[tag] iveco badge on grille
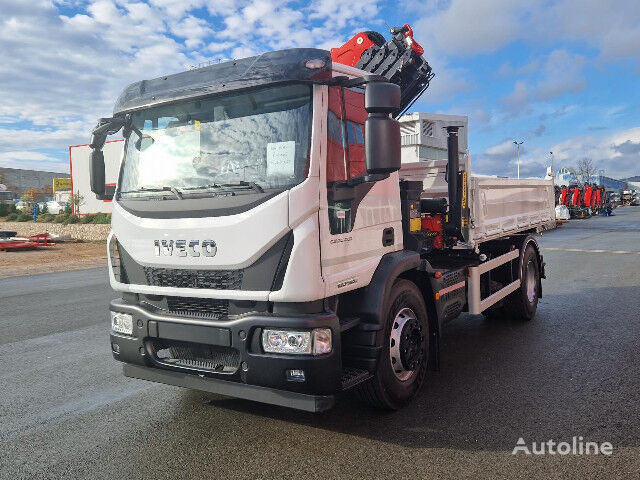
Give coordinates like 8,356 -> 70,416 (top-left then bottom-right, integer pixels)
154,240 -> 217,257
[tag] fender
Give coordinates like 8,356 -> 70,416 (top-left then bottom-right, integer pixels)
513,234 -> 545,298
341,250 -> 420,327
338,250 -> 420,372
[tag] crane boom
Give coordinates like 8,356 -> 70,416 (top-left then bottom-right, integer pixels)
331,24 -> 435,116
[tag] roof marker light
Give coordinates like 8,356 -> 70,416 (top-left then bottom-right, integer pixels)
305,59 -> 326,69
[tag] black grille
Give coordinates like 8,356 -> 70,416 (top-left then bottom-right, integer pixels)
442,301 -> 463,320
143,267 -> 243,290
147,339 -> 240,374
165,297 -> 229,319
442,270 -> 465,288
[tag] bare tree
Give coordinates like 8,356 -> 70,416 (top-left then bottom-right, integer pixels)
563,165 -> 579,184
576,158 -> 596,184
72,189 -> 85,215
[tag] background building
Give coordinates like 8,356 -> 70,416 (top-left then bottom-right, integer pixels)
554,168 -> 628,190
399,113 -> 469,164
0,167 -> 69,197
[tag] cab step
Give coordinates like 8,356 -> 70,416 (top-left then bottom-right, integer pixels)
341,367 -> 372,391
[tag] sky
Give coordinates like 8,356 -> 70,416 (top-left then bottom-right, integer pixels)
0,0 -> 639,179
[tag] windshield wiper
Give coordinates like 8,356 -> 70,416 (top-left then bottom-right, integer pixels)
219,181 -> 265,193
182,181 -> 265,194
119,186 -> 183,200
182,183 -> 223,191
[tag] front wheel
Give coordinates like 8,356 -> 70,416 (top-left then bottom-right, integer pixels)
504,244 -> 540,321
357,279 -> 429,410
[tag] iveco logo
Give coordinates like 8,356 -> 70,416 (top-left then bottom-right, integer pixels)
154,240 -> 217,257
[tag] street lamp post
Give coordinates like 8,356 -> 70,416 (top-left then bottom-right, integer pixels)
513,140 -> 524,179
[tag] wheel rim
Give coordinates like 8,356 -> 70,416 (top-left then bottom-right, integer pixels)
389,307 -> 425,381
525,260 -> 537,303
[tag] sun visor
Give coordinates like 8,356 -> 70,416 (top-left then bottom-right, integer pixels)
113,48 -> 332,114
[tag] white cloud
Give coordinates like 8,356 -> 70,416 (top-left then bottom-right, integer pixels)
416,0 -> 640,67
486,140 -> 518,156
536,50 -> 586,100
500,50 -> 587,115
2,0 -> 638,182
0,0 -> 392,172
169,15 -> 213,48
502,81 -> 531,113
415,0 -> 525,56
0,151 -> 68,173
476,127 -> 640,179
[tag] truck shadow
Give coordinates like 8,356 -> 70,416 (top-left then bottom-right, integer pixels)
197,286 -> 640,451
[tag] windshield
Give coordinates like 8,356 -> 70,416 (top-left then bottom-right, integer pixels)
118,84 -> 312,200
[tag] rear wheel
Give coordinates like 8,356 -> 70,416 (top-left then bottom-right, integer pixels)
357,279 -> 429,409
504,244 -> 540,321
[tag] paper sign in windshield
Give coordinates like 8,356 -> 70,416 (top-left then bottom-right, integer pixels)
267,141 -> 296,177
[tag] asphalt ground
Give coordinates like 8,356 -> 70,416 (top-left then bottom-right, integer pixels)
1,207 -> 639,479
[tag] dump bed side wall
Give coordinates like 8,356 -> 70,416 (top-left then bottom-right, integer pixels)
468,176 -> 556,243
399,161 -> 556,246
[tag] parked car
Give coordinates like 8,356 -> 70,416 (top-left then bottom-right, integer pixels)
38,200 -> 65,214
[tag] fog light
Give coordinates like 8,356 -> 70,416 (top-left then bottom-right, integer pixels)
111,342 -> 120,354
313,328 -> 332,354
263,330 -> 311,354
111,311 -> 133,335
286,369 -> 306,382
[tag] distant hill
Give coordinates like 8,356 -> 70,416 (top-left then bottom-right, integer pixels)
623,176 -> 640,182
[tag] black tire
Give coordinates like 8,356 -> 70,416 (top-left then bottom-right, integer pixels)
504,244 -> 540,321
357,279 -> 429,410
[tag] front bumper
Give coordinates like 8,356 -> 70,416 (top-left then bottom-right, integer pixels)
109,298 -> 341,410
123,363 -> 334,412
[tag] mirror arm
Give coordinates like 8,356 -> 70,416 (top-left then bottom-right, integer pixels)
323,75 -> 389,88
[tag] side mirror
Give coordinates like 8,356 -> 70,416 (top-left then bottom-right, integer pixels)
364,82 -> 402,175
90,149 -> 106,198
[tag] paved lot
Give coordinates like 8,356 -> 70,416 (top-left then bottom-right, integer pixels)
1,208 -> 639,479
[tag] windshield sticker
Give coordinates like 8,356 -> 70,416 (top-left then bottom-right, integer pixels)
266,141 -> 296,177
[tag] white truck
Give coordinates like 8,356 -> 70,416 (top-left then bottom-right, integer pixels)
88,26 -> 554,411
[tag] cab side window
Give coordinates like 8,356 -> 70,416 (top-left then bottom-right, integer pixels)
327,87 -> 348,183
326,87 -> 367,234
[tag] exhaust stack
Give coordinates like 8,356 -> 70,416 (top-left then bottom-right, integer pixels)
446,126 -> 462,238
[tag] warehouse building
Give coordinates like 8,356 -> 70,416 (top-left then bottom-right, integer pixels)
0,167 -> 69,196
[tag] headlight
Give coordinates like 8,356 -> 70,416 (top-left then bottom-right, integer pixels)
111,311 -> 133,335
262,328 -> 332,355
